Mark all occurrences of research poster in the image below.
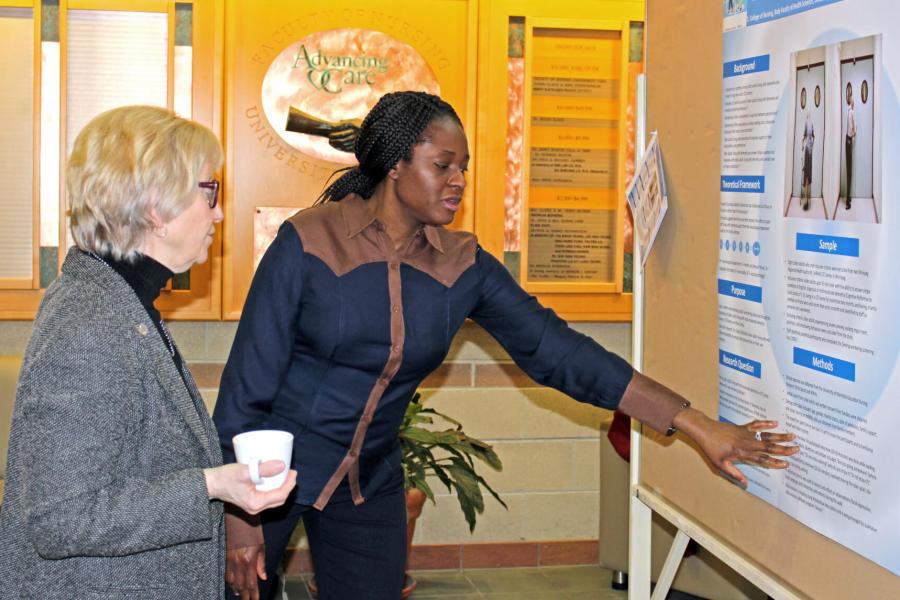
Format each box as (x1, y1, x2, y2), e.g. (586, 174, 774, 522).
(718, 0, 900, 574)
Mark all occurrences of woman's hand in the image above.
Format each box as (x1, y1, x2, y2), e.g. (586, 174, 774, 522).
(327, 121, 360, 152)
(204, 461, 297, 514)
(672, 408, 799, 486)
(225, 544, 266, 600)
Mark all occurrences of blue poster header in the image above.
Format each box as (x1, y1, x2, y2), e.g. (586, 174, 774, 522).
(747, 0, 842, 26)
(796, 233, 860, 257)
(721, 175, 765, 193)
(723, 55, 770, 78)
(719, 350, 762, 378)
(718, 278, 763, 302)
(793, 347, 856, 382)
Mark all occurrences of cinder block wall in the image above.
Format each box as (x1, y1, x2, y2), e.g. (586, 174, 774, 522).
(414, 322, 630, 546)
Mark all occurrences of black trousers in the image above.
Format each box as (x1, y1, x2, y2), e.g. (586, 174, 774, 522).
(226, 469, 407, 600)
(802, 148, 812, 201)
(845, 135, 854, 202)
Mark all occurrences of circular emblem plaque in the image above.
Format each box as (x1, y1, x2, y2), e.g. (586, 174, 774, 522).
(261, 28, 441, 164)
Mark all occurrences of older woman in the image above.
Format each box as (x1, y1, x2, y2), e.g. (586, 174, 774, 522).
(214, 91, 799, 600)
(0, 105, 296, 599)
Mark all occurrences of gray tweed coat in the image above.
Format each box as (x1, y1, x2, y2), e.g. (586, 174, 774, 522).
(0, 249, 226, 599)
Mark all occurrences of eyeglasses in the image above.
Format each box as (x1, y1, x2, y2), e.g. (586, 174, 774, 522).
(198, 179, 220, 209)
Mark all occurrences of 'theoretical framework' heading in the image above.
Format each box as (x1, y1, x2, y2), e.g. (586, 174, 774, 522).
(720, 175, 766, 192)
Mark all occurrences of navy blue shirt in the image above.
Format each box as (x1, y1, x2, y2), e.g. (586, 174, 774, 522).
(213, 195, 634, 508)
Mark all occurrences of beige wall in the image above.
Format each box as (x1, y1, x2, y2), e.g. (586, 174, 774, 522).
(0, 319, 630, 546)
(416, 321, 630, 545)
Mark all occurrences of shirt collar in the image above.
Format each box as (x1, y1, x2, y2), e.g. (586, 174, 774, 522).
(422, 224, 444, 253)
(341, 194, 377, 238)
(339, 194, 444, 254)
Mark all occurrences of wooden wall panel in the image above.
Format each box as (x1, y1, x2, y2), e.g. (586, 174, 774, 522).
(223, 0, 477, 318)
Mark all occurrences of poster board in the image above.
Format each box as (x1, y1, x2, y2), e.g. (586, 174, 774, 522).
(638, 2, 900, 597)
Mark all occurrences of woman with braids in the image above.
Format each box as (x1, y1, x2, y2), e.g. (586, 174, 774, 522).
(213, 91, 798, 600)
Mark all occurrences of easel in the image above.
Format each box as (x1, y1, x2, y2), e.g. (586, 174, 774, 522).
(626, 74, 805, 600)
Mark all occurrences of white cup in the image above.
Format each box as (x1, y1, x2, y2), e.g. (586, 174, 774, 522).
(232, 430, 294, 491)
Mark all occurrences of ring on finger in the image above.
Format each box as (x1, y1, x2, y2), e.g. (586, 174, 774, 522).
(755, 431, 763, 442)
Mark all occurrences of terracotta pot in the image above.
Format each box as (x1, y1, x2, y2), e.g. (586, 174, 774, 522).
(401, 487, 428, 599)
(308, 487, 428, 599)
(405, 487, 427, 560)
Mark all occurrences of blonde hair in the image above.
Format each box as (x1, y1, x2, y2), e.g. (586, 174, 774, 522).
(67, 105, 224, 262)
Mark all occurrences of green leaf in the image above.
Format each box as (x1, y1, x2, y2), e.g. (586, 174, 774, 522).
(401, 427, 462, 446)
(446, 463, 484, 532)
(415, 477, 437, 504)
(399, 391, 506, 532)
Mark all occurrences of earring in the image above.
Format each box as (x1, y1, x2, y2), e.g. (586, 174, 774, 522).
(154, 225, 168, 239)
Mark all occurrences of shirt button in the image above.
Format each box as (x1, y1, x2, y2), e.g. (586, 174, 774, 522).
(392, 345, 401, 353)
(389, 262, 399, 270)
(135, 324, 149, 336)
(391, 305, 400, 313)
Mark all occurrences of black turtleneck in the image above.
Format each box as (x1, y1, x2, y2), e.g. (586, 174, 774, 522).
(86, 250, 186, 381)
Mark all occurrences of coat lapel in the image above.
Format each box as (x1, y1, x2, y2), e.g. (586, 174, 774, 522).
(68, 250, 221, 466)
(147, 341, 220, 466)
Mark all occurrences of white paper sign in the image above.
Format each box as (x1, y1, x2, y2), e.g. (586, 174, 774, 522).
(626, 131, 668, 266)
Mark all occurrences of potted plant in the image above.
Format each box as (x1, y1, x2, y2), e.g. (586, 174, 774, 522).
(308, 392, 506, 598)
(398, 392, 507, 597)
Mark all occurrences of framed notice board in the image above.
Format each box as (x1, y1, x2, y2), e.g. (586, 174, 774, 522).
(521, 20, 628, 295)
(475, 0, 644, 321)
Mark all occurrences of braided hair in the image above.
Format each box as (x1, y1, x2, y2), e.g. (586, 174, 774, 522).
(317, 91, 462, 203)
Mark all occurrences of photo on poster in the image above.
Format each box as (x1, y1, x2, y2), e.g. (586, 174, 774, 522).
(837, 38, 879, 223)
(723, 0, 747, 32)
(785, 47, 826, 219)
(783, 35, 881, 223)
(723, 0, 745, 17)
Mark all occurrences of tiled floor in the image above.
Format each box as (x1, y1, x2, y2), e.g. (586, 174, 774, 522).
(283, 565, 629, 599)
